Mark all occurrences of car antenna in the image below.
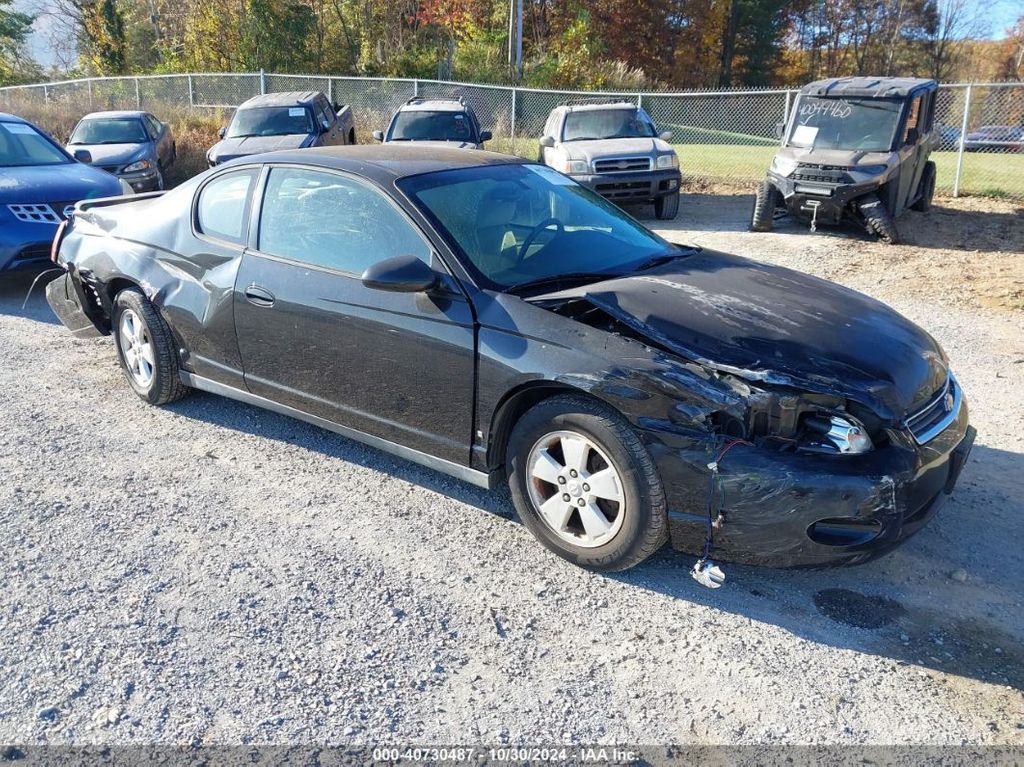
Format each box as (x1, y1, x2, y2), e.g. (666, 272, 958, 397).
(691, 438, 749, 589)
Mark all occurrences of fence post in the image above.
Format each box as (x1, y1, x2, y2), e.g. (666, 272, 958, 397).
(637, 93, 643, 108)
(87, 78, 93, 108)
(260, 69, 267, 95)
(413, 78, 419, 97)
(327, 77, 333, 106)
(510, 87, 517, 148)
(953, 84, 972, 198)
(187, 75, 194, 107)
(782, 90, 791, 130)
(135, 77, 141, 108)
(43, 83, 49, 103)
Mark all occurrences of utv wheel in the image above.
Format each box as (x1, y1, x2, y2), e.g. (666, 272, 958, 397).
(751, 180, 779, 232)
(112, 288, 188, 405)
(859, 193, 900, 244)
(911, 161, 936, 212)
(506, 394, 667, 571)
(654, 191, 680, 221)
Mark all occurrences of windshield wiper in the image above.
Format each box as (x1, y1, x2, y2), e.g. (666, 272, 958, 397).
(632, 247, 700, 272)
(507, 271, 620, 295)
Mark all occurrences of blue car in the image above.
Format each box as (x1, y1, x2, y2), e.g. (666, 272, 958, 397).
(1, 112, 128, 274)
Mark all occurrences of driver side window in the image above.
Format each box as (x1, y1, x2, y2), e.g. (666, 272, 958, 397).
(258, 167, 431, 274)
(903, 96, 922, 144)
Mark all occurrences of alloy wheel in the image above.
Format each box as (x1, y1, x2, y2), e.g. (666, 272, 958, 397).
(118, 309, 155, 387)
(526, 430, 625, 548)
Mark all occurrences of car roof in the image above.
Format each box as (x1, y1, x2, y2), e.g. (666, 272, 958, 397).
(78, 110, 147, 120)
(231, 144, 524, 182)
(238, 91, 325, 109)
(0, 112, 30, 124)
(801, 76, 938, 98)
(398, 98, 472, 113)
(560, 101, 638, 114)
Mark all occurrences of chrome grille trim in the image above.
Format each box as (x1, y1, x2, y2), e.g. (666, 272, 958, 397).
(593, 156, 653, 174)
(904, 373, 961, 445)
(7, 203, 61, 224)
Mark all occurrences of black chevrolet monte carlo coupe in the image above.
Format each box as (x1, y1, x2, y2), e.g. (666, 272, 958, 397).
(46, 146, 975, 573)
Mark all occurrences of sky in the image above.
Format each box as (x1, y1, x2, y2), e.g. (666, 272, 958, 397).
(13, 0, 1024, 72)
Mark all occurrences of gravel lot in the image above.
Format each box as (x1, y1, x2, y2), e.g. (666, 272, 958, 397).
(1, 192, 1022, 750)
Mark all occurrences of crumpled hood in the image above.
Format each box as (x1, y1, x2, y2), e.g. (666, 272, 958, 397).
(210, 133, 312, 160)
(0, 163, 123, 205)
(539, 251, 948, 421)
(67, 142, 147, 167)
(566, 137, 672, 163)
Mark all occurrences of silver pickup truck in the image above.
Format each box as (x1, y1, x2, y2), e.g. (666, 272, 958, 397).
(207, 90, 356, 167)
(539, 102, 682, 219)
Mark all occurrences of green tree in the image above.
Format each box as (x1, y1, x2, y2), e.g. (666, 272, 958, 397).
(0, 0, 33, 85)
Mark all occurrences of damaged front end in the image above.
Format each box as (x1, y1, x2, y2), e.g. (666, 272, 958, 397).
(530, 253, 975, 567)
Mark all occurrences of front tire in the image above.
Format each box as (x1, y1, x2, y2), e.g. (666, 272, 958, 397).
(654, 191, 680, 221)
(859, 193, 900, 244)
(112, 288, 188, 405)
(751, 180, 779, 232)
(506, 394, 667, 571)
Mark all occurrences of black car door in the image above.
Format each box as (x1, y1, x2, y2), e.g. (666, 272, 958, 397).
(232, 165, 476, 464)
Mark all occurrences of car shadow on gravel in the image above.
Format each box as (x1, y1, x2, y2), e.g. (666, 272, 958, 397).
(0, 268, 63, 325)
(611, 442, 1024, 691)
(165, 391, 515, 520)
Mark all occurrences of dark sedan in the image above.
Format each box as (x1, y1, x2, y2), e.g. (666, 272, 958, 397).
(67, 110, 176, 191)
(46, 146, 974, 573)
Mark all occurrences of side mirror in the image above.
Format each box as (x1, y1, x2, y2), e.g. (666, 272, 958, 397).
(362, 255, 438, 293)
(321, 118, 332, 133)
(72, 149, 92, 164)
(539, 135, 555, 148)
(659, 131, 673, 142)
(775, 122, 785, 139)
(372, 130, 384, 142)
(905, 127, 920, 145)
(218, 127, 226, 139)
(479, 130, 492, 143)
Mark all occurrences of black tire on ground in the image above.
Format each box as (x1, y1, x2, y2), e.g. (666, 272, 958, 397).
(111, 287, 189, 405)
(506, 394, 668, 572)
(858, 193, 900, 244)
(911, 161, 936, 212)
(155, 165, 165, 191)
(654, 191, 680, 220)
(750, 180, 779, 232)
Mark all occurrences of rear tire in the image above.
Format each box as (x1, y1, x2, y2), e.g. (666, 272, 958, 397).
(112, 288, 188, 405)
(859, 193, 900, 244)
(506, 394, 667, 572)
(751, 180, 779, 232)
(654, 191, 680, 221)
(911, 161, 936, 212)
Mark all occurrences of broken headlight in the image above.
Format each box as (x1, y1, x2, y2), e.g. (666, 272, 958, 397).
(800, 414, 874, 455)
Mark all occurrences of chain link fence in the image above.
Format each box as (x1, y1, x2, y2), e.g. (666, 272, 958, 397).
(2, 72, 1022, 199)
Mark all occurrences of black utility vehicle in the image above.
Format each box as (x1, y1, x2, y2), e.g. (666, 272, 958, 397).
(47, 147, 973, 572)
(753, 77, 939, 244)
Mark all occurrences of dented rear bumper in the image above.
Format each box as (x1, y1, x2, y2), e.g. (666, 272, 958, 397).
(45, 271, 106, 338)
(644, 398, 974, 567)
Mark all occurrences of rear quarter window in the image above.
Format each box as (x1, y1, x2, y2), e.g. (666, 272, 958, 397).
(196, 169, 258, 244)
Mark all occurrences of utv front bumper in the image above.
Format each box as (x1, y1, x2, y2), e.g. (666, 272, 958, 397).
(644, 392, 974, 567)
(768, 170, 881, 225)
(571, 168, 681, 204)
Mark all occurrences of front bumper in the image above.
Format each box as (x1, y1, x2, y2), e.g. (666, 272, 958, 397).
(118, 168, 161, 192)
(0, 219, 60, 273)
(571, 168, 681, 203)
(768, 171, 881, 226)
(646, 396, 974, 567)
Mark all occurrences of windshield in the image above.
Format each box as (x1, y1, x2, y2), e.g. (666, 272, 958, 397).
(787, 97, 902, 152)
(0, 121, 69, 167)
(389, 111, 477, 142)
(562, 109, 656, 142)
(69, 118, 147, 145)
(227, 106, 314, 138)
(400, 163, 679, 292)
